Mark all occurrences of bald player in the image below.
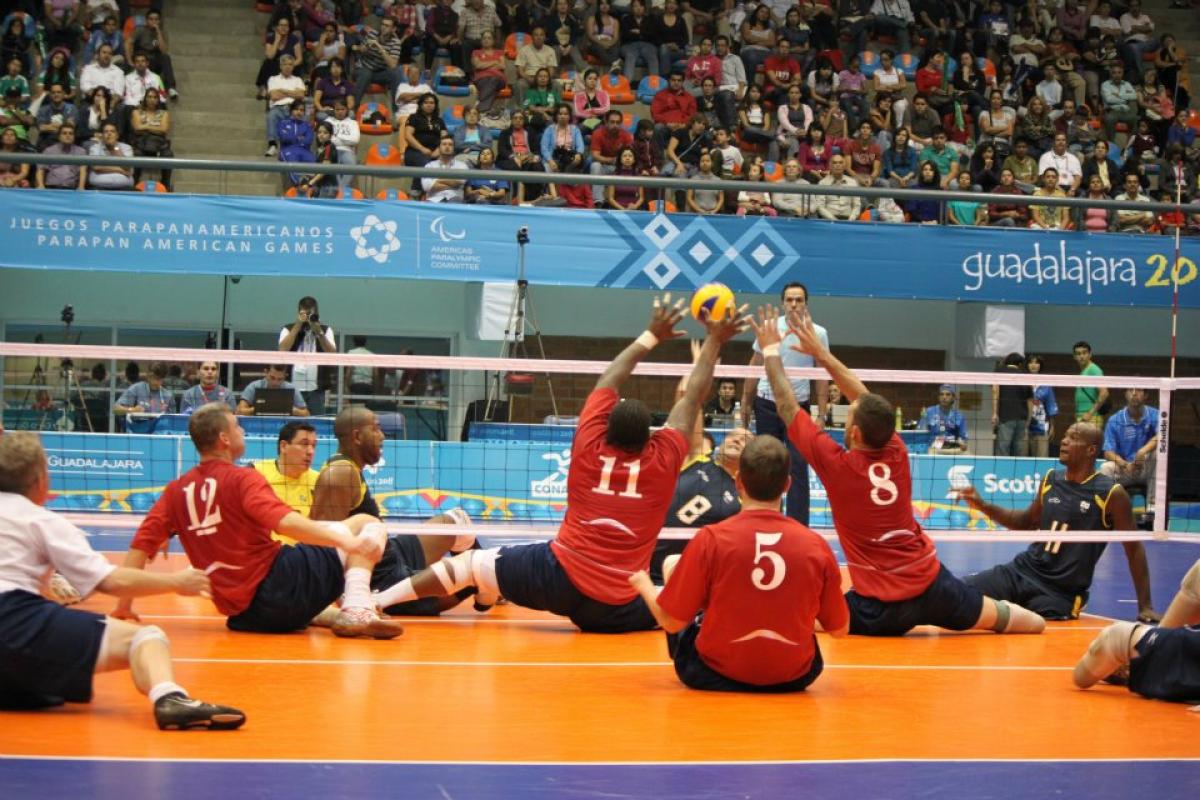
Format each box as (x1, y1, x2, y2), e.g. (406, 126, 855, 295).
(751, 305, 1045, 636)
(957, 422, 1157, 622)
(370, 294, 748, 633)
(1075, 559, 1200, 704)
(311, 405, 477, 616)
(630, 435, 849, 692)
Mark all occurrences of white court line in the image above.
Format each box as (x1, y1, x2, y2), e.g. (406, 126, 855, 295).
(171, 656, 1079, 670)
(2, 754, 1198, 766)
(136, 613, 1111, 631)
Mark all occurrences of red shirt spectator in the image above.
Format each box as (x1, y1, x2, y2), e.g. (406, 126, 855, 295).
(650, 80, 697, 127)
(685, 52, 722, 86)
(762, 52, 802, 93)
(658, 509, 848, 686)
(590, 122, 633, 161)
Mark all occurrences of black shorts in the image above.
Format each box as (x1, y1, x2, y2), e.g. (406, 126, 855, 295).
(0, 590, 107, 708)
(1129, 626, 1200, 703)
(965, 562, 1082, 620)
(227, 544, 344, 633)
(649, 538, 688, 584)
(846, 563, 984, 637)
(370, 535, 446, 617)
(667, 618, 824, 693)
(495, 541, 657, 633)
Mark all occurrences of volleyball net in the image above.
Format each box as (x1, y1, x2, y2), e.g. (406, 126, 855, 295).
(1, 339, 1197, 545)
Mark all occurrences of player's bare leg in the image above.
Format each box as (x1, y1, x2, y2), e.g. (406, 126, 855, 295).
(97, 618, 245, 730)
(1160, 559, 1200, 630)
(661, 554, 682, 586)
(373, 547, 502, 612)
(1073, 621, 1149, 688)
(330, 515, 405, 639)
(973, 596, 1046, 634)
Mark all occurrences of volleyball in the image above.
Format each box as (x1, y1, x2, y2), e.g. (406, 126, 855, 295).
(690, 283, 736, 322)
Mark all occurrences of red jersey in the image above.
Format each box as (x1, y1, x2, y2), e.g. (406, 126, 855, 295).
(658, 509, 847, 686)
(787, 411, 940, 601)
(132, 459, 293, 616)
(763, 55, 801, 89)
(551, 388, 688, 604)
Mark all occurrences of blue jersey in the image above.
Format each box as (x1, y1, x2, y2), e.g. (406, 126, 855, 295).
(919, 404, 968, 445)
(1102, 406, 1159, 462)
(1029, 385, 1058, 435)
(650, 458, 740, 582)
(1014, 469, 1119, 596)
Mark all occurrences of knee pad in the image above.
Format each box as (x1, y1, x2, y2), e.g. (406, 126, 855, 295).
(130, 624, 169, 656)
(429, 550, 476, 595)
(360, 522, 389, 552)
(1182, 560, 1200, 603)
(468, 548, 500, 598)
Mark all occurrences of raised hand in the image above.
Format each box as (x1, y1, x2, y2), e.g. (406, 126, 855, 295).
(786, 307, 826, 358)
(953, 485, 983, 510)
(698, 302, 751, 344)
(750, 304, 783, 351)
(647, 293, 687, 342)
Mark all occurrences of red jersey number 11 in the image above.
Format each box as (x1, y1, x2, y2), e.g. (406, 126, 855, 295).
(592, 456, 644, 499)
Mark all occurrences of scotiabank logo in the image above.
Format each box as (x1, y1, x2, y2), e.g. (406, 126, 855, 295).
(946, 464, 1042, 495)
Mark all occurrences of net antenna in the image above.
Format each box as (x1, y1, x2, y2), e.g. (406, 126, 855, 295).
(485, 226, 559, 422)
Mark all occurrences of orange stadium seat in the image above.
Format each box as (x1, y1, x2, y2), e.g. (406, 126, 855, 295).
(335, 188, 365, 199)
(504, 32, 529, 61)
(365, 142, 402, 166)
(135, 180, 169, 193)
(357, 102, 393, 135)
(601, 73, 634, 104)
(376, 188, 411, 200)
(762, 161, 783, 182)
(647, 200, 677, 213)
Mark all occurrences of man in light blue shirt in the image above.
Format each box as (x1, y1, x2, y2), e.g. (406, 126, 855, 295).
(179, 361, 237, 415)
(114, 362, 176, 417)
(237, 365, 309, 417)
(741, 282, 829, 524)
(1101, 388, 1159, 496)
(919, 384, 969, 454)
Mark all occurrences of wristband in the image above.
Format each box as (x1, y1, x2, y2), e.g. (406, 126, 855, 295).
(636, 331, 659, 349)
(762, 343, 781, 358)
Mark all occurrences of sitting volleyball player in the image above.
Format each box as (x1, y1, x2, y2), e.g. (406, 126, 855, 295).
(750, 305, 1045, 636)
(310, 405, 478, 616)
(0, 433, 244, 729)
(956, 421, 1157, 622)
(113, 404, 402, 639)
(371, 294, 748, 632)
(629, 435, 849, 692)
(1075, 558, 1200, 705)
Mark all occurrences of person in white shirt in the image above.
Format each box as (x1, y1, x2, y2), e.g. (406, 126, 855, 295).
(0, 432, 244, 730)
(1035, 64, 1063, 109)
(1119, 0, 1158, 68)
(393, 63, 433, 130)
(265, 55, 306, 157)
(122, 51, 165, 108)
(811, 154, 862, 220)
(327, 98, 360, 192)
(1037, 132, 1082, 193)
(278, 295, 337, 414)
(714, 35, 746, 129)
(1007, 19, 1045, 70)
(421, 134, 469, 202)
(79, 43, 126, 101)
(86, 121, 134, 189)
(1114, 173, 1154, 233)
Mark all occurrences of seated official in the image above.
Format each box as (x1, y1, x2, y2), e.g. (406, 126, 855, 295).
(114, 361, 176, 416)
(237, 364, 309, 416)
(179, 361, 237, 414)
(1100, 389, 1159, 498)
(253, 421, 319, 545)
(919, 384, 968, 454)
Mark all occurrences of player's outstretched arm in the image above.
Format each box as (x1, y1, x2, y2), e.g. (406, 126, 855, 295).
(666, 306, 749, 436)
(751, 304, 802, 426)
(110, 547, 153, 621)
(99, 566, 211, 600)
(628, 570, 689, 633)
(787, 308, 868, 402)
(596, 293, 686, 392)
(1107, 487, 1159, 622)
(276, 513, 384, 559)
(957, 485, 1042, 530)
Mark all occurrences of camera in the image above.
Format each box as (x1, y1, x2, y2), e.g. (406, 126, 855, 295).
(308, 312, 320, 325)
(60, 304, 75, 326)
(516, 226, 530, 245)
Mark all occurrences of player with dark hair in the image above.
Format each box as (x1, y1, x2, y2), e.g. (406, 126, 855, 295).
(371, 294, 748, 632)
(750, 305, 1045, 637)
(0, 432, 244, 730)
(311, 404, 477, 617)
(955, 422, 1157, 622)
(113, 403, 402, 639)
(629, 435, 849, 692)
(1074, 558, 1200, 704)
(253, 420, 319, 545)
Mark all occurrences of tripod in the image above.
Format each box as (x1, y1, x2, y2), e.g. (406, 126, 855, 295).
(485, 227, 559, 422)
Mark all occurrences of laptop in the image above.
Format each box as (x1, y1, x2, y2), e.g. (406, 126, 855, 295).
(254, 388, 295, 416)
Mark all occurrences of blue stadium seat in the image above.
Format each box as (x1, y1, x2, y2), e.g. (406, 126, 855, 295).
(434, 65, 471, 97)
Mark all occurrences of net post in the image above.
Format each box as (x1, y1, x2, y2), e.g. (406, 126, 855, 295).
(1152, 381, 1171, 541)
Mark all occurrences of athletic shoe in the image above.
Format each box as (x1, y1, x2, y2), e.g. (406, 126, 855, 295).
(309, 604, 341, 628)
(154, 692, 245, 731)
(264, 143, 278, 157)
(331, 607, 405, 639)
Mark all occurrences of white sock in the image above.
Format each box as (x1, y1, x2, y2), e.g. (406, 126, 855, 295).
(373, 578, 418, 609)
(149, 681, 187, 705)
(342, 567, 373, 611)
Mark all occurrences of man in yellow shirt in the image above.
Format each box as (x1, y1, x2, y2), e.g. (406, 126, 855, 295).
(253, 422, 319, 545)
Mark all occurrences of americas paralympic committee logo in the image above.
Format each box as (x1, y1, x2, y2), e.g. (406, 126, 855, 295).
(429, 215, 466, 243)
(350, 214, 401, 264)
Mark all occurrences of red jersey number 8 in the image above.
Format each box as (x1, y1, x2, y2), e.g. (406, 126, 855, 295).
(868, 462, 898, 506)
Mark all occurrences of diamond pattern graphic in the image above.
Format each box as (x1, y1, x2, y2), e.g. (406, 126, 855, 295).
(752, 243, 775, 267)
(643, 253, 681, 288)
(688, 241, 713, 264)
(642, 214, 681, 249)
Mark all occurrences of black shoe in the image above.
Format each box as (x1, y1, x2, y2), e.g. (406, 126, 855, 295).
(154, 692, 246, 731)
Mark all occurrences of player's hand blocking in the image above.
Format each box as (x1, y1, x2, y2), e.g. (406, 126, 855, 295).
(698, 303, 750, 343)
(648, 293, 687, 342)
(787, 308, 826, 358)
(953, 485, 983, 509)
(174, 568, 213, 598)
(752, 305, 784, 351)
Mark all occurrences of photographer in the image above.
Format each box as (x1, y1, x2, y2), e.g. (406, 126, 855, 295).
(278, 296, 336, 415)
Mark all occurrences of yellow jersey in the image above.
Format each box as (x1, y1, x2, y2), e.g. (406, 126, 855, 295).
(253, 459, 319, 545)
